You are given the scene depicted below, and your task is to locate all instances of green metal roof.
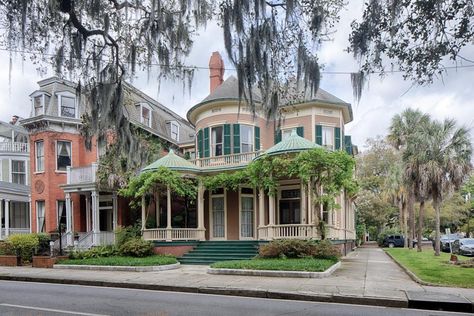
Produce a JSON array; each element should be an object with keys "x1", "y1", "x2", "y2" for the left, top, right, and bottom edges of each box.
[
  {"x1": 142, "y1": 149, "x2": 201, "y2": 173},
  {"x1": 256, "y1": 131, "x2": 323, "y2": 159}
]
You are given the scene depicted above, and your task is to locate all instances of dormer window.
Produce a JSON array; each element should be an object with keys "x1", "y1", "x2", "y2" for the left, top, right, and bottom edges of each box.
[
  {"x1": 139, "y1": 103, "x2": 152, "y2": 127},
  {"x1": 170, "y1": 121, "x2": 179, "y2": 141},
  {"x1": 30, "y1": 91, "x2": 51, "y2": 116},
  {"x1": 56, "y1": 91, "x2": 77, "y2": 118}
]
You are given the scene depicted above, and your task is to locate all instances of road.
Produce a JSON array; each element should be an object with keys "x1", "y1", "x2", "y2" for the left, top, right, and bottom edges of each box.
[{"x1": 0, "y1": 280, "x2": 469, "y2": 316}]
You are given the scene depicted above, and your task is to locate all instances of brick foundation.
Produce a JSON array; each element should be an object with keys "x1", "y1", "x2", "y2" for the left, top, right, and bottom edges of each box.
[
  {"x1": 0, "y1": 255, "x2": 20, "y2": 266},
  {"x1": 332, "y1": 240, "x2": 356, "y2": 256},
  {"x1": 32, "y1": 256, "x2": 69, "y2": 268},
  {"x1": 154, "y1": 245, "x2": 194, "y2": 257}
]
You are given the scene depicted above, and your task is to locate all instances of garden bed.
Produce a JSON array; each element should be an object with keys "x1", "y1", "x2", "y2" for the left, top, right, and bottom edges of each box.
[
  {"x1": 208, "y1": 258, "x2": 340, "y2": 278},
  {"x1": 385, "y1": 248, "x2": 474, "y2": 288}
]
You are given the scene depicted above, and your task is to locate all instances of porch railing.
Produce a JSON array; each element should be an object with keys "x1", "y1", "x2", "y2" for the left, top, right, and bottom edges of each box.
[
  {"x1": 97, "y1": 231, "x2": 115, "y2": 246},
  {"x1": 143, "y1": 228, "x2": 204, "y2": 241},
  {"x1": 191, "y1": 151, "x2": 261, "y2": 168},
  {"x1": 0, "y1": 142, "x2": 29, "y2": 153},
  {"x1": 258, "y1": 224, "x2": 319, "y2": 240},
  {"x1": 67, "y1": 163, "x2": 98, "y2": 185},
  {"x1": 0, "y1": 228, "x2": 30, "y2": 239},
  {"x1": 76, "y1": 231, "x2": 94, "y2": 249}
]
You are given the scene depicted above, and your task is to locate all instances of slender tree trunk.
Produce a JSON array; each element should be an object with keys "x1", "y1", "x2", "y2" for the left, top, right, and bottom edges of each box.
[
  {"x1": 407, "y1": 189, "x2": 415, "y2": 249},
  {"x1": 434, "y1": 198, "x2": 441, "y2": 256},
  {"x1": 399, "y1": 198, "x2": 403, "y2": 232},
  {"x1": 417, "y1": 200, "x2": 424, "y2": 252},
  {"x1": 403, "y1": 200, "x2": 408, "y2": 248}
]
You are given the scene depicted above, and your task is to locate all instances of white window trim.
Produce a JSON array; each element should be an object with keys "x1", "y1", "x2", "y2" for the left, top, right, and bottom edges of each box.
[
  {"x1": 170, "y1": 121, "x2": 180, "y2": 142},
  {"x1": 281, "y1": 127, "x2": 297, "y2": 140},
  {"x1": 56, "y1": 91, "x2": 78, "y2": 119},
  {"x1": 10, "y1": 158, "x2": 28, "y2": 185},
  {"x1": 36, "y1": 200, "x2": 46, "y2": 233},
  {"x1": 210, "y1": 125, "x2": 224, "y2": 157},
  {"x1": 30, "y1": 91, "x2": 51, "y2": 116},
  {"x1": 277, "y1": 183, "x2": 300, "y2": 225},
  {"x1": 139, "y1": 103, "x2": 152, "y2": 128},
  {"x1": 35, "y1": 140, "x2": 44, "y2": 173},
  {"x1": 321, "y1": 125, "x2": 335, "y2": 150},
  {"x1": 56, "y1": 140, "x2": 72, "y2": 173},
  {"x1": 209, "y1": 189, "x2": 227, "y2": 240},
  {"x1": 239, "y1": 187, "x2": 257, "y2": 240},
  {"x1": 240, "y1": 124, "x2": 254, "y2": 153}
]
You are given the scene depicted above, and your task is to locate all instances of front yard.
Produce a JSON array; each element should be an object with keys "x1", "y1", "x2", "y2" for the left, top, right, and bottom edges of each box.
[
  {"x1": 385, "y1": 248, "x2": 474, "y2": 288},
  {"x1": 57, "y1": 255, "x2": 177, "y2": 266},
  {"x1": 210, "y1": 258, "x2": 337, "y2": 272}
]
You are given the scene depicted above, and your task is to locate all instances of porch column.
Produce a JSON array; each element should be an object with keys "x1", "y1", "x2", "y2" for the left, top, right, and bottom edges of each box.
[
  {"x1": 268, "y1": 194, "x2": 275, "y2": 239},
  {"x1": 65, "y1": 193, "x2": 73, "y2": 246},
  {"x1": 197, "y1": 181, "x2": 205, "y2": 240},
  {"x1": 28, "y1": 195, "x2": 32, "y2": 233},
  {"x1": 155, "y1": 190, "x2": 160, "y2": 228},
  {"x1": 166, "y1": 185, "x2": 172, "y2": 241},
  {"x1": 86, "y1": 194, "x2": 91, "y2": 232},
  {"x1": 0, "y1": 199, "x2": 3, "y2": 239},
  {"x1": 300, "y1": 181, "x2": 306, "y2": 224},
  {"x1": 112, "y1": 192, "x2": 118, "y2": 231},
  {"x1": 91, "y1": 191, "x2": 99, "y2": 245},
  {"x1": 5, "y1": 199, "x2": 10, "y2": 237},
  {"x1": 307, "y1": 181, "x2": 313, "y2": 225},
  {"x1": 258, "y1": 189, "x2": 265, "y2": 240},
  {"x1": 141, "y1": 195, "x2": 146, "y2": 230}
]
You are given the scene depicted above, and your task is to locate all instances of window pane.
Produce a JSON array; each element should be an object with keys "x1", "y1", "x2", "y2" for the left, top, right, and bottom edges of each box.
[
  {"x1": 61, "y1": 96, "x2": 76, "y2": 118},
  {"x1": 240, "y1": 125, "x2": 253, "y2": 153},
  {"x1": 322, "y1": 127, "x2": 333, "y2": 147},
  {"x1": 37, "y1": 201, "x2": 46, "y2": 233},
  {"x1": 57, "y1": 141, "x2": 71, "y2": 171},
  {"x1": 57, "y1": 200, "x2": 67, "y2": 228},
  {"x1": 211, "y1": 126, "x2": 223, "y2": 156},
  {"x1": 11, "y1": 160, "x2": 26, "y2": 185},
  {"x1": 36, "y1": 141, "x2": 44, "y2": 172}
]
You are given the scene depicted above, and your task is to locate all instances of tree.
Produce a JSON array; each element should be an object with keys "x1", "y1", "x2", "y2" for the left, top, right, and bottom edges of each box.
[
  {"x1": 422, "y1": 119, "x2": 472, "y2": 256},
  {"x1": 388, "y1": 109, "x2": 430, "y2": 249},
  {"x1": 0, "y1": 0, "x2": 345, "y2": 168},
  {"x1": 350, "y1": 0, "x2": 474, "y2": 85}
]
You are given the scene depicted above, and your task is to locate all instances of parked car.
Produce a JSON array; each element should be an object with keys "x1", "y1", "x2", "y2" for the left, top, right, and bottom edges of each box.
[
  {"x1": 452, "y1": 238, "x2": 474, "y2": 256},
  {"x1": 439, "y1": 234, "x2": 464, "y2": 252},
  {"x1": 383, "y1": 234, "x2": 405, "y2": 248},
  {"x1": 412, "y1": 237, "x2": 429, "y2": 247}
]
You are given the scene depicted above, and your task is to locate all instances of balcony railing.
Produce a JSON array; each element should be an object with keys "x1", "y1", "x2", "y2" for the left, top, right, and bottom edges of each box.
[
  {"x1": 192, "y1": 151, "x2": 261, "y2": 168},
  {"x1": 143, "y1": 228, "x2": 204, "y2": 241},
  {"x1": 0, "y1": 142, "x2": 29, "y2": 153},
  {"x1": 67, "y1": 163, "x2": 98, "y2": 185},
  {"x1": 257, "y1": 224, "x2": 319, "y2": 240}
]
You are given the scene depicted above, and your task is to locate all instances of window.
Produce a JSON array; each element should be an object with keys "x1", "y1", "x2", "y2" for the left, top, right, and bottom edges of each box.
[
  {"x1": 211, "y1": 126, "x2": 223, "y2": 156},
  {"x1": 11, "y1": 160, "x2": 26, "y2": 185},
  {"x1": 34, "y1": 96, "x2": 43, "y2": 116},
  {"x1": 57, "y1": 201, "x2": 67, "y2": 229},
  {"x1": 60, "y1": 96, "x2": 76, "y2": 118},
  {"x1": 189, "y1": 151, "x2": 196, "y2": 160},
  {"x1": 170, "y1": 122, "x2": 179, "y2": 141},
  {"x1": 35, "y1": 141, "x2": 44, "y2": 172},
  {"x1": 140, "y1": 104, "x2": 151, "y2": 127},
  {"x1": 282, "y1": 128, "x2": 297, "y2": 141},
  {"x1": 240, "y1": 125, "x2": 254, "y2": 153},
  {"x1": 322, "y1": 126, "x2": 334, "y2": 148},
  {"x1": 57, "y1": 141, "x2": 72, "y2": 171},
  {"x1": 37, "y1": 201, "x2": 46, "y2": 233}
]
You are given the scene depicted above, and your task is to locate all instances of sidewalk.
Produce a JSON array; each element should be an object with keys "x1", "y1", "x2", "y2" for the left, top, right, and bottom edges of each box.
[{"x1": 0, "y1": 247, "x2": 472, "y2": 311}]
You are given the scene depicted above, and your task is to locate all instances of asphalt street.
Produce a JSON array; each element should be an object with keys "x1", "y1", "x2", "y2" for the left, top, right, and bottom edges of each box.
[{"x1": 0, "y1": 280, "x2": 470, "y2": 316}]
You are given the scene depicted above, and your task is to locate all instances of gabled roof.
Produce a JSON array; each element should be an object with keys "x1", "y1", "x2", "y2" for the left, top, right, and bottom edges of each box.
[
  {"x1": 256, "y1": 131, "x2": 323, "y2": 159},
  {"x1": 142, "y1": 149, "x2": 200, "y2": 173}
]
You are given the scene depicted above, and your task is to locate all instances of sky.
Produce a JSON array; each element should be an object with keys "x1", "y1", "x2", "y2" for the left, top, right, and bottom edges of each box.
[{"x1": 0, "y1": 3, "x2": 473, "y2": 150}]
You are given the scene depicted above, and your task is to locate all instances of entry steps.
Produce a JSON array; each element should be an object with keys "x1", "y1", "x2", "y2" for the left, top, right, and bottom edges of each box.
[{"x1": 178, "y1": 240, "x2": 261, "y2": 265}]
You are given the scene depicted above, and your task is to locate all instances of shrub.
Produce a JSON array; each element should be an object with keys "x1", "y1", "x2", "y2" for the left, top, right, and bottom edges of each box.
[
  {"x1": 115, "y1": 224, "x2": 142, "y2": 248},
  {"x1": 313, "y1": 240, "x2": 341, "y2": 260},
  {"x1": 36, "y1": 233, "x2": 51, "y2": 255},
  {"x1": 6, "y1": 234, "x2": 39, "y2": 262},
  {"x1": 0, "y1": 241, "x2": 15, "y2": 256},
  {"x1": 69, "y1": 245, "x2": 118, "y2": 260},
  {"x1": 118, "y1": 238, "x2": 154, "y2": 257},
  {"x1": 259, "y1": 240, "x2": 317, "y2": 259}
]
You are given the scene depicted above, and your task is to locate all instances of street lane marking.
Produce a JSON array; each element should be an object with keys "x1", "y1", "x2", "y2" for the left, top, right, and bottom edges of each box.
[{"x1": 0, "y1": 303, "x2": 109, "y2": 316}]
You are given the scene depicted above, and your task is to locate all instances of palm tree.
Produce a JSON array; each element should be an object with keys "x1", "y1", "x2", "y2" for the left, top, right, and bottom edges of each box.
[
  {"x1": 421, "y1": 119, "x2": 472, "y2": 256},
  {"x1": 388, "y1": 109, "x2": 430, "y2": 249}
]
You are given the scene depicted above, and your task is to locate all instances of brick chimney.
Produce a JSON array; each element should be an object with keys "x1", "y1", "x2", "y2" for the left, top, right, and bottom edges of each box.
[{"x1": 209, "y1": 52, "x2": 224, "y2": 94}]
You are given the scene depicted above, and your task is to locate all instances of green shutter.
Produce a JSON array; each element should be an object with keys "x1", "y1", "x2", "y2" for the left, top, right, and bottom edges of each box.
[
  {"x1": 335, "y1": 127, "x2": 341, "y2": 150},
  {"x1": 315, "y1": 125, "x2": 322, "y2": 145},
  {"x1": 233, "y1": 124, "x2": 240, "y2": 154},
  {"x1": 203, "y1": 127, "x2": 210, "y2": 157},
  {"x1": 344, "y1": 135, "x2": 352, "y2": 155},
  {"x1": 274, "y1": 130, "x2": 282, "y2": 144},
  {"x1": 255, "y1": 126, "x2": 260, "y2": 151},
  {"x1": 224, "y1": 124, "x2": 231, "y2": 155},
  {"x1": 296, "y1": 126, "x2": 304, "y2": 137},
  {"x1": 197, "y1": 129, "x2": 203, "y2": 158}
]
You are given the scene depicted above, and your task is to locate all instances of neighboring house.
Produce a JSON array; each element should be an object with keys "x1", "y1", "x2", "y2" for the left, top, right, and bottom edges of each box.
[
  {"x1": 0, "y1": 118, "x2": 31, "y2": 239},
  {"x1": 141, "y1": 52, "x2": 357, "y2": 253},
  {"x1": 20, "y1": 77, "x2": 194, "y2": 248}
]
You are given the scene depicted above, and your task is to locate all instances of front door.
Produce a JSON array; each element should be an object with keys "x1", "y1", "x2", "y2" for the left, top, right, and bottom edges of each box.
[
  {"x1": 240, "y1": 196, "x2": 254, "y2": 239},
  {"x1": 279, "y1": 200, "x2": 301, "y2": 224},
  {"x1": 211, "y1": 196, "x2": 225, "y2": 239}
]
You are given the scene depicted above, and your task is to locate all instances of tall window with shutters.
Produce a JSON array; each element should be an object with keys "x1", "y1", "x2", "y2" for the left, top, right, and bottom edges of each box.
[
  {"x1": 56, "y1": 141, "x2": 72, "y2": 171},
  {"x1": 35, "y1": 141, "x2": 44, "y2": 172},
  {"x1": 321, "y1": 126, "x2": 334, "y2": 149},
  {"x1": 211, "y1": 126, "x2": 223, "y2": 156},
  {"x1": 240, "y1": 125, "x2": 254, "y2": 153}
]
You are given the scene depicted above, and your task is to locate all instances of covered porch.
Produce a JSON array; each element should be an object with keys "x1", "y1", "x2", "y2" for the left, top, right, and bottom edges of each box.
[{"x1": 0, "y1": 181, "x2": 31, "y2": 239}]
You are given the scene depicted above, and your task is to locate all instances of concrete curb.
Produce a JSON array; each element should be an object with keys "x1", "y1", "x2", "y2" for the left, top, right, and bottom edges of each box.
[
  {"x1": 384, "y1": 250, "x2": 439, "y2": 287},
  {"x1": 207, "y1": 261, "x2": 341, "y2": 278},
  {"x1": 0, "y1": 274, "x2": 407, "y2": 309},
  {"x1": 53, "y1": 263, "x2": 180, "y2": 272}
]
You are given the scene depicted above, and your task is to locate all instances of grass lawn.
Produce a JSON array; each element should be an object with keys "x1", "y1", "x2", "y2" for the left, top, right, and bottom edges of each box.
[
  {"x1": 210, "y1": 258, "x2": 338, "y2": 272},
  {"x1": 57, "y1": 255, "x2": 177, "y2": 266},
  {"x1": 385, "y1": 248, "x2": 474, "y2": 288}
]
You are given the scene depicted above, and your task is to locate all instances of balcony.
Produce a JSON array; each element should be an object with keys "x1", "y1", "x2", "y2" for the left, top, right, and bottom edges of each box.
[
  {"x1": 191, "y1": 151, "x2": 262, "y2": 168},
  {"x1": 66, "y1": 163, "x2": 98, "y2": 185},
  {"x1": 0, "y1": 142, "x2": 29, "y2": 153}
]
